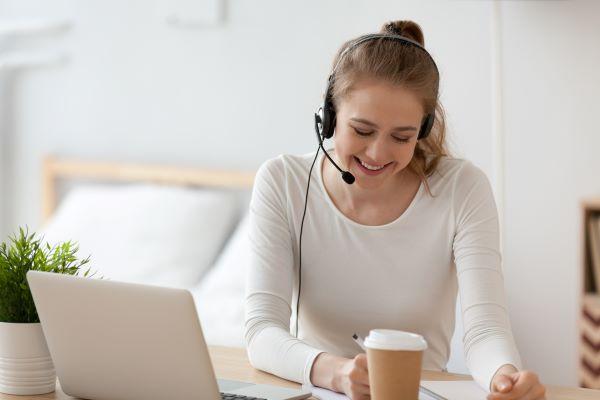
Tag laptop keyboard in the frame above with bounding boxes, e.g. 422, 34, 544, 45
220, 392, 267, 400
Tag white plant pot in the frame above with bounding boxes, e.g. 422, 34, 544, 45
0, 322, 56, 395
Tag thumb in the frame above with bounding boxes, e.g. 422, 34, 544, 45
493, 375, 514, 393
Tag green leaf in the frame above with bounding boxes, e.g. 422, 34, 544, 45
0, 226, 96, 323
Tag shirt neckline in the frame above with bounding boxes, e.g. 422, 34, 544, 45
315, 148, 424, 229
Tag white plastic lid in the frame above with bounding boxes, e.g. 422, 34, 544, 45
364, 329, 428, 351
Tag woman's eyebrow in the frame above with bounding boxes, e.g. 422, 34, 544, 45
350, 117, 417, 132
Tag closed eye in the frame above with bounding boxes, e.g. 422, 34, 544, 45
353, 127, 411, 143
352, 127, 373, 137
392, 136, 410, 143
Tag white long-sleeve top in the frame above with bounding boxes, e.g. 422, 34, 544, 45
244, 150, 522, 393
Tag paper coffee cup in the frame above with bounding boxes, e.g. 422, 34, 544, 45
364, 329, 427, 400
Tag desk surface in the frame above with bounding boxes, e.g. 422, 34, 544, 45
1, 346, 598, 400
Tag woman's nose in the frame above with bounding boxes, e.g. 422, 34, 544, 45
364, 136, 390, 163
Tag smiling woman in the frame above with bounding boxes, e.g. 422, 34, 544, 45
328, 21, 448, 197
244, 20, 546, 400
331, 80, 426, 199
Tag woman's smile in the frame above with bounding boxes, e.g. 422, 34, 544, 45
353, 156, 393, 176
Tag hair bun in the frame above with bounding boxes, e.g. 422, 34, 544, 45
381, 20, 425, 47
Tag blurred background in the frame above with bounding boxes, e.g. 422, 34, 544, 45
1, 0, 599, 390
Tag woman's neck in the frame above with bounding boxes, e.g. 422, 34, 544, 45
322, 151, 412, 212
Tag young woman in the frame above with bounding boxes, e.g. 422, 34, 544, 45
244, 20, 546, 400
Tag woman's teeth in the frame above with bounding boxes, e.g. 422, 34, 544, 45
358, 158, 386, 171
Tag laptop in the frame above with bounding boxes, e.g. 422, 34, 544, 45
26, 270, 311, 400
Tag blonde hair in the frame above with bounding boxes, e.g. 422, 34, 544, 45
330, 20, 450, 195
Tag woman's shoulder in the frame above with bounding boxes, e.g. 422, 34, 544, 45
426, 156, 491, 196
256, 151, 318, 181
429, 155, 464, 173
254, 151, 319, 192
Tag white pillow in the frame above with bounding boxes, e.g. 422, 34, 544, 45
42, 184, 240, 289
192, 213, 250, 347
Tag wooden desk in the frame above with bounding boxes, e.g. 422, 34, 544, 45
1, 346, 598, 400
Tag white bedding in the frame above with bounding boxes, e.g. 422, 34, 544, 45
42, 184, 241, 289
192, 214, 249, 348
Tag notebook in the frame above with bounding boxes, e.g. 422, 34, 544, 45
303, 380, 487, 400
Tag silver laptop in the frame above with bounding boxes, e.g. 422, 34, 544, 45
26, 271, 311, 400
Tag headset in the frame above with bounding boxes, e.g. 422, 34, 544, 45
294, 33, 440, 338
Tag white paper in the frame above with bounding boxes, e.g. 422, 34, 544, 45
302, 384, 450, 400
302, 385, 349, 400
421, 380, 488, 400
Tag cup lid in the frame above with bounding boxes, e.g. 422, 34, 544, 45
364, 329, 428, 351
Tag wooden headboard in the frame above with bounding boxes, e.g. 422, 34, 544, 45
42, 156, 256, 222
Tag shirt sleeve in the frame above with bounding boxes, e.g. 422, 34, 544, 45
452, 161, 523, 392
244, 157, 324, 385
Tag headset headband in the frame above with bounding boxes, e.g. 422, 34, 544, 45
315, 32, 439, 143
328, 33, 439, 96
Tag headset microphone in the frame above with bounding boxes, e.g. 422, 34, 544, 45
341, 171, 355, 185
314, 110, 356, 185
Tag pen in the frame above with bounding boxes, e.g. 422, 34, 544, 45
352, 333, 366, 351
351, 333, 447, 400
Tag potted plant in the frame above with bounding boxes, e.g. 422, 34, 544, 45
0, 227, 92, 395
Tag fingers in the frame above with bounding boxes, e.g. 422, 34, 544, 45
347, 354, 370, 399
347, 381, 370, 400
488, 374, 521, 400
350, 354, 370, 386
492, 375, 514, 393
487, 384, 530, 400
487, 371, 545, 400
349, 367, 370, 386
515, 371, 545, 400
355, 353, 368, 371
488, 385, 533, 400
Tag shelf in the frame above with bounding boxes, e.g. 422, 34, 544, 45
580, 201, 600, 388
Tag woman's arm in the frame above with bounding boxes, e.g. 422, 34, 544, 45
453, 162, 546, 400
244, 157, 323, 384
244, 157, 372, 400
452, 162, 524, 391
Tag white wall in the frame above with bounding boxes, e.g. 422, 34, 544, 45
1, 0, 594, 388
0, 75, 8, 238
0, 0, 494, 230
499, 0, 600, 386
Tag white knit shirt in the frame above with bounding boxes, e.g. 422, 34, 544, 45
244, 150, 522, 393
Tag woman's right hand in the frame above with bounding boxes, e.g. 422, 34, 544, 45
334, 353, 371, 400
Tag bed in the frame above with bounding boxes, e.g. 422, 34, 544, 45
40, 155, 254, 348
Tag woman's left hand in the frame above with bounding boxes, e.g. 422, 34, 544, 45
487, 370, 546, 400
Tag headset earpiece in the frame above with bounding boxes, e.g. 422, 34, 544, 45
418, 113, 434, 140
320, 99, 336, 139
314, 106, 335, 141
315, 80, 337, 140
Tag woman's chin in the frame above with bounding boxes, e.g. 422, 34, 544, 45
352, 172, 389, 190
